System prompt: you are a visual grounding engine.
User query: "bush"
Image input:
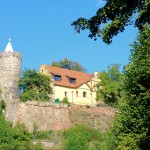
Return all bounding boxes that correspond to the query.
[63,125,103,150]
[0,100,6,114]
[86,105,90,108]
[62,97,70,105]
[0,116,34,150]
[33,130,53,140]
[32,123,53,140]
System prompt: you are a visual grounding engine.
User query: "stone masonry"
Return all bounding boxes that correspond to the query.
[6,101,70,131]
[0,51,21,101]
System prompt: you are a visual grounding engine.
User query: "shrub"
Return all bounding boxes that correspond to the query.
[0,100,6,114]
[33,130,53,140]
[63,125,103,150]
[86,105,90,108]
[32,123,53,140]
[62,97,70,105]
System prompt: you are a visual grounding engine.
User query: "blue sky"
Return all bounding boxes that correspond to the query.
[0,0,138,73]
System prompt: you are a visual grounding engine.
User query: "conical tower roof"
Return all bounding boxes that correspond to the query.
[5,38,13,52]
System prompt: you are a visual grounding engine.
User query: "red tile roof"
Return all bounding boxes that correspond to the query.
[46,66,93,88]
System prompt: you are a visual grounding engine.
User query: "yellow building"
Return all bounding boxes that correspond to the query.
[40,65,100,106]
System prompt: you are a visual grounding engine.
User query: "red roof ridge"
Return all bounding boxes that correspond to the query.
[45,65,93,88]
[47,65,92,74]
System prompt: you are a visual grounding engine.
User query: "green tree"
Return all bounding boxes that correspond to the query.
[63,125,103,150]
[96,64,122,105]
[51,58,86,72]
[72,0,150,44]
[19,69,52,102]
[111,25,150,149]
[0,115,44,150]
[0,115,29,150]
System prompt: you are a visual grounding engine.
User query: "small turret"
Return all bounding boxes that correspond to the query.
[5,38,14,53]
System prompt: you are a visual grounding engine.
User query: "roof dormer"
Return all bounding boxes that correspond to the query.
[53,74,62,81]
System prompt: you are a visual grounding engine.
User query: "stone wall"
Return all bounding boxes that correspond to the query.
[0,51,21,101]
[5,101,70,131]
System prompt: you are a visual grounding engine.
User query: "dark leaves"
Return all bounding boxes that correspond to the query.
[72,0,149,44]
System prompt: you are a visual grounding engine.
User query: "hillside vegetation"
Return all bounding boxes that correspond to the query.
[68,106,115,132]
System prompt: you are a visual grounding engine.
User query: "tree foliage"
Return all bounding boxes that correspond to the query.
[0,115,45,150]
[19,69,52,102]
[72,0,150,44]
[51,58,86,72]
[63,125,103,150]
[96,64,122,105]
[111,25,150,149]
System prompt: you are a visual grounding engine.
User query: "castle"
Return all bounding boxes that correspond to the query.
[0,39,100,107]
[0,39,70,131]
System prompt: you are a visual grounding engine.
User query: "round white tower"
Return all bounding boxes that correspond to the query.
[0,39,22,101]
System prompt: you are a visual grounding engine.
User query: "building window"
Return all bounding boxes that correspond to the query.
[83,92,87,98]
[69,78,76,84]
[64,92,67,97]
[54,75,61,81]
[76,91,78,97]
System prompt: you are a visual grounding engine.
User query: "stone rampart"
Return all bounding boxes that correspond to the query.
[5,101,70,131]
